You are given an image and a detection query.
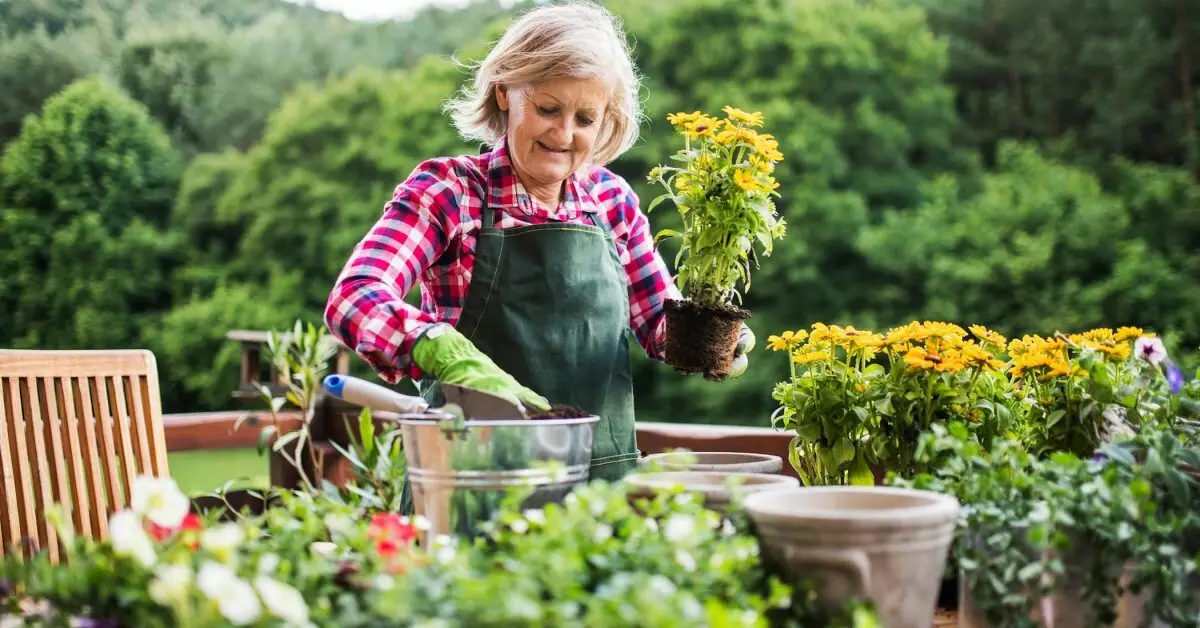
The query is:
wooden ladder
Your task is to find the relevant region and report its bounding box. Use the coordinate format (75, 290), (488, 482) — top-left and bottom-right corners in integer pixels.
(0, 350), (170, 563)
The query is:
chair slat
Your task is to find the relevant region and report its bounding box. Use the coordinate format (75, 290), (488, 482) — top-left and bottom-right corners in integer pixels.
(141, 371), (169, 478)
(0, 378), (21, 557)
(22, 378), (58, 562)
(90, 376), (125, 514)
(4, 378), (38, 557)
(40, 378), (72, 558)
(56, 377), (93, 541)
(73, 377), (108, 539)
(124, 377), (153, 477)
(108, 377), (138, 501)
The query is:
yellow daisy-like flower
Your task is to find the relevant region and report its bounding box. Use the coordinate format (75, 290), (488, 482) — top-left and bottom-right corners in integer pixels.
(792, 349), (829, 365)
(903, 347), (938, 370)
(955, 340), (1005, 371)
(767, 330), (807, 351)
(683, 115), (719, 140)
(667, 111), (702, 126)
(723, 105), (765, 127)
(1114, 326), (1144, 342)
(715, 126), (761, 147)
(733, 169), (758, 192)
(968, 324), (1007, 347)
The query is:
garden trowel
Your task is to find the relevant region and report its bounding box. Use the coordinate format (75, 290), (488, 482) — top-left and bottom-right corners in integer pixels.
(439, 382), (528, 420)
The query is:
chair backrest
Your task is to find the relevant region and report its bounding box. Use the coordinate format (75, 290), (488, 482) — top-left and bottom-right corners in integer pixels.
(0, 349), (169, 562)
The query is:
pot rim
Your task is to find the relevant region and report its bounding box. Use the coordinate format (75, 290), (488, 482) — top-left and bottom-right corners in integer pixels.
(384, 413), (601, 427)
(643, 452), (781, 463)
(627, 470), (799, 491)
(742, 485), (959, 523)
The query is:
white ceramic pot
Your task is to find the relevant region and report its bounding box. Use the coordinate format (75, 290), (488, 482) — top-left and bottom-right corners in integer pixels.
(626, 471), (798, 512)
(638, 451), (783, 474)
(744, 486), (959, 628)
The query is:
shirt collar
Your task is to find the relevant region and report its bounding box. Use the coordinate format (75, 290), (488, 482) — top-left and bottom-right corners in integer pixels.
(486, 135), (594, 218)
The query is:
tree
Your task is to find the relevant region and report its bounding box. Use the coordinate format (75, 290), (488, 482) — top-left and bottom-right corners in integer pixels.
(0, 27), (95, 146)
(0, 76), (182, 351)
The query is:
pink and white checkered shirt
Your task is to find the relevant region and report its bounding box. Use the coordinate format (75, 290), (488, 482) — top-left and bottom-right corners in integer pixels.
(324, 138), (681, 384)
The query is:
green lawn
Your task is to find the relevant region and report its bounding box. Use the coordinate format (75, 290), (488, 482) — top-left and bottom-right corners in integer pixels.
(167, 447), (271, 496)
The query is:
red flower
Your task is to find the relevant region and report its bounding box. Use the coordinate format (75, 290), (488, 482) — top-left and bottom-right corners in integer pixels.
(146, 513), (205, 548)
(367, 513), (416, 558)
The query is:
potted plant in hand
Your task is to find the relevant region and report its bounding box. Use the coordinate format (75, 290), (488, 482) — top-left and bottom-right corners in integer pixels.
(646, 106), (787, 378)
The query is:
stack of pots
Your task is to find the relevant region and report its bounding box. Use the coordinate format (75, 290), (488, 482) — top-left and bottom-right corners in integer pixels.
(628, 451), (960, 628)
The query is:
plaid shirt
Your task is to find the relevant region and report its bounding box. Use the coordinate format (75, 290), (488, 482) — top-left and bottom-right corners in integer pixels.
(324, 138), (681, 384)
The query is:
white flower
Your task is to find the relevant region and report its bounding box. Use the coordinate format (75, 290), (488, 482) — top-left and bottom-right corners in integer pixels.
(148, 563), (191, 605)
(647, 574), (677, 597)
(674, 550), (697, 572)
(258, 553), (280, 574)
(197, 561), (262, 626)
(413, 515), (432, 531)
(108, 510), (156, 567)
(432, 534), (453, 547)
(310, 542), (337, 557)
(681, 595), (703, 620)
(130, 476), (190, 530)
(255, 575), (310, 626)
(522, 509), (546, 525)
(1135, 336), (1167, 365)
(374, 574), (395, 591)
(593, 524), (612, 543)
(663, 514), (695, 543)
(435, 544), (456, 565)
(201, 522), (245, 557)
(644, 517), (659, 533)
(721, 519), (736, 537)
(510, 518), (529, 534)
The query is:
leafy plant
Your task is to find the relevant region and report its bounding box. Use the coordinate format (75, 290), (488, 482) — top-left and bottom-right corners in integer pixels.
(646, 106), (787, 309)
(234, 319), (341, 493)
(766, 321), (1016, 485)
(323, 408), (409, 513)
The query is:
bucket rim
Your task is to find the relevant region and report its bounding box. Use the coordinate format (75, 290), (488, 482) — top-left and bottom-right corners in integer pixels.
(385, 413), (602, 427)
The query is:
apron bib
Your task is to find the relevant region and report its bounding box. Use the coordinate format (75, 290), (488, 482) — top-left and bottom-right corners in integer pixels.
(398, 171), (639, 515)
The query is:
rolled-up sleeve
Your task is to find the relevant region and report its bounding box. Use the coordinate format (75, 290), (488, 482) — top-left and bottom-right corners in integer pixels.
(324, 160), (463, 383)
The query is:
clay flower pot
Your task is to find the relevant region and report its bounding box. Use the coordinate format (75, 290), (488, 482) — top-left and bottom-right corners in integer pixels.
(744, 486), (959, 628)
(626, 471), (799, 513)
(662, 298), (749, 378)
(639, 451), (783, 474)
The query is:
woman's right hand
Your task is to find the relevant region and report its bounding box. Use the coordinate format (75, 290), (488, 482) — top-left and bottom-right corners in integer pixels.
(411, 323), (551, 412)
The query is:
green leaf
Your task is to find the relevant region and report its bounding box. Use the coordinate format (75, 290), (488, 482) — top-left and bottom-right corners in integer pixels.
(256, 426), (277, 455)
(832, 437), (856, 465)
(1046, 409), (1065, 430)
(848, 449), (874, 485)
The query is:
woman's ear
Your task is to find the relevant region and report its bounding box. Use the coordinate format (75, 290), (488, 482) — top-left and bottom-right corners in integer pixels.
(496, 84), (509, 112)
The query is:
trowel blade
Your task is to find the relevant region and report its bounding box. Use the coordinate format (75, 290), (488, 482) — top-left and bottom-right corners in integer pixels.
(440, 383), (528, 420)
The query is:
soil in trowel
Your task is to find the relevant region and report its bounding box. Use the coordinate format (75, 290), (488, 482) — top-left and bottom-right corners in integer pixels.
(528, 404), (591, 420)
(663, 299), (748, 378)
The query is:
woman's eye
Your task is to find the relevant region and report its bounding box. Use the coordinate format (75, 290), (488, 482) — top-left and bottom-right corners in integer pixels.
(537, 106), (558, 116)
(576, 114), (595, 127)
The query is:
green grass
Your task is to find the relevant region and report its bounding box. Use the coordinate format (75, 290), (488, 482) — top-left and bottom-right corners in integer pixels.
(167, 447), (271, 496)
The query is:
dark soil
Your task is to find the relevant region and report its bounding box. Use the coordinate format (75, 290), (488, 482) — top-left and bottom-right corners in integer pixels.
(662, 298), (749, 378)
(527, 404), (591, 420)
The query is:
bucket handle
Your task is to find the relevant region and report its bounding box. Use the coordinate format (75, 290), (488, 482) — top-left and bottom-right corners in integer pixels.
(783, 546), (871, 598)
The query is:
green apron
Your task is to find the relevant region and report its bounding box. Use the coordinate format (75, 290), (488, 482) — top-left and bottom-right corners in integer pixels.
(398, 165), (640, 515)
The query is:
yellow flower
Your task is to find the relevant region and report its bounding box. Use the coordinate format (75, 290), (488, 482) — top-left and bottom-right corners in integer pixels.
(675, 176), (694, 191)
(767, 330), (807, 351)
(722, 106), (765, 127)
(734, 169), (759, 192)
(715, 126), (761, 147)
(1114, 326), (1143, 342)
(968, 324), (1007, 347)
(903, 347), (937, 370)
(683, 115), (719, 140)
(792, 349), (829, 365)
(753, 134), (784, 161)
(667, 111), (702, 126)
(954, 340), (1005, 371)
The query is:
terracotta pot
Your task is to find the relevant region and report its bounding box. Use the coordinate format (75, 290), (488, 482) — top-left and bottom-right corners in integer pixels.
(639, 451), (782, 474)
(626, 471), (798, 513)
(744, 486), (958, 628)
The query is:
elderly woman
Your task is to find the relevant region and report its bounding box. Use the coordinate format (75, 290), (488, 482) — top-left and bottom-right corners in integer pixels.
(325, 1), (753, 487)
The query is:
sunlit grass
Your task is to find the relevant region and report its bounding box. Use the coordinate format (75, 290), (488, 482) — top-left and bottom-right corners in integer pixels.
(167, 447), (270, 496)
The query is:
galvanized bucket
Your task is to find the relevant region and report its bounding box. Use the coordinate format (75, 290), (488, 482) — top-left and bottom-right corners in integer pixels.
(392, 410), (599, 540)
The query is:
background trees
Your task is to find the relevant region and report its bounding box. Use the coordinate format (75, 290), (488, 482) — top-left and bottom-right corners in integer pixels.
(1, 0), (1197, 425)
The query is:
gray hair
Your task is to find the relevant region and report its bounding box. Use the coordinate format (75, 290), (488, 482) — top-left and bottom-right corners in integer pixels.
(443, 1), (643, 165)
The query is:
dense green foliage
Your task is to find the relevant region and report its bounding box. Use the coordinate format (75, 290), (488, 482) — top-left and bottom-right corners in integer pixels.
(0, 0), (1198, 425)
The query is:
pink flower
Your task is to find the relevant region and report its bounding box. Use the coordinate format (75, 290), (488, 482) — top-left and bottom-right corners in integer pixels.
(1134, 336), (1167, 365)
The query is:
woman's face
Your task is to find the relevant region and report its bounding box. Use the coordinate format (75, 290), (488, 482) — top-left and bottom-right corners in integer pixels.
(496, 76), (611, 198)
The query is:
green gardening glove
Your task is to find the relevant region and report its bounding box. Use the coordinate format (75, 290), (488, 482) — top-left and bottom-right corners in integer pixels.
(411, 323), (551, 412)
(705, 323), (755, 381)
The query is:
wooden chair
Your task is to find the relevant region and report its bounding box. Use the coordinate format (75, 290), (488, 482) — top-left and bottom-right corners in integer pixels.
(0, 350), (170, 562)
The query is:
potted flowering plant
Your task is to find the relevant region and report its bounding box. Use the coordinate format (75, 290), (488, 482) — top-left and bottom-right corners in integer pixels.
(646, 106), (787, 379)
(766, 321), (1015, 486)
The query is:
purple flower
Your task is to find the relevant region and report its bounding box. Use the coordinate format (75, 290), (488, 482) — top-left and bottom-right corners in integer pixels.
(1166, 361), (1185, 394)
(1135, 336), (1167, 365)
(72, 618), (118, 628)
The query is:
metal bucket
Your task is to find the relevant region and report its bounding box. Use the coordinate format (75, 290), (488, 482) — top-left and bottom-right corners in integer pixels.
(393, 410), (599, 540)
